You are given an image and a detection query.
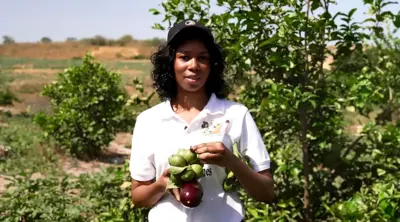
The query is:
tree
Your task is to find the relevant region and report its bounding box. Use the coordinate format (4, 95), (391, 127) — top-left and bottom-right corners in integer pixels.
(34, 54), (128, 159)
(89, 35), (108, 46)
(2, 36), (15, 44)
(144, 37), (167, 47)
(150, 0), (400, 220)
(65, 37), (77, 42)
(117, 34), (134, 46)
(40, 37), (52, 43)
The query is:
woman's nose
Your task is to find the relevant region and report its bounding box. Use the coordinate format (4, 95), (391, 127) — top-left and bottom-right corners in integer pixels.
(188, 58), (200, 71)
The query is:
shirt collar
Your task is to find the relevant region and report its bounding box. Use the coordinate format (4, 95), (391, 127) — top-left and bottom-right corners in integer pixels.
(161, 93), (225, 120)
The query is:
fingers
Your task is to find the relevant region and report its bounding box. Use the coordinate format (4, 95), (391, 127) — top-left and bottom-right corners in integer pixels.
(162, 168), (170, 177)
(191, 142), (224, 154)
(169, 188), (180, 202)
(198, 152), (219, 161)
(192, 146), (209, 154)
(191, 142), (214, 150)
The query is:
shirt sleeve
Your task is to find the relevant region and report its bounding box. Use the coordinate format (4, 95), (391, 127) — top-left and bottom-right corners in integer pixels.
(129, 113), (156, 181)
(239, 110), (271, 172)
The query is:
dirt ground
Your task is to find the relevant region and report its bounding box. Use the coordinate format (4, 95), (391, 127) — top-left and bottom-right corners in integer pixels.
(0, 132), (133, 195)
(0, 42), (155, 60)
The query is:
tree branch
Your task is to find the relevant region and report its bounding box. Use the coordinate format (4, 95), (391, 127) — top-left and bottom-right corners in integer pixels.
(301, 0), (312, 221)
(342, 135), (364, 159)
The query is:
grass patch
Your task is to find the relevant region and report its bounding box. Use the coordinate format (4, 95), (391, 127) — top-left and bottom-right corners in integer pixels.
(0, 113), (62, 177)
(0, 72), (19, 105)
(0, 57), (152, 74)
(9, 72), (54, 81)
(16, 82), (46, 94)
(0, 72), (13, 83)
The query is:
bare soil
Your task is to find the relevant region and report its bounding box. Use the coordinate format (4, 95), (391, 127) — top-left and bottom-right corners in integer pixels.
(0, 42), (155, 60)
(0, 134), (133, 195)
(11, 68), (62, 76)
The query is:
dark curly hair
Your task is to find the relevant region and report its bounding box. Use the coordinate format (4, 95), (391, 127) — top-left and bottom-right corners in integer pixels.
(150, 29), (229, 101)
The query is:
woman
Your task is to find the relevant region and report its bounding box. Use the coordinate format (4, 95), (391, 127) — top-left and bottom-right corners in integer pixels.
(129, 20), (274, 222)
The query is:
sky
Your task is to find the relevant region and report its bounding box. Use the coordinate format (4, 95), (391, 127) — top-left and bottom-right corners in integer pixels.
(1, 0), (399, 43)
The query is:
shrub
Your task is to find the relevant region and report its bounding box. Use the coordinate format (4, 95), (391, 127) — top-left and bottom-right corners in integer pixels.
(0, 71), (18, 105)
(34, 53), (128, 159)
(130, 54), (147, 60)
(143, 37), (166, 47)
(40, 37), (52, 43)
(117, 34), (134, 46)
(79, 36), (108, 46)
(65, 37), (77, 42)
(2, 36), (15, 44)
(0, 88), (17, 105)
(0, 160), (150, 222)
(0, 175), (89, 222)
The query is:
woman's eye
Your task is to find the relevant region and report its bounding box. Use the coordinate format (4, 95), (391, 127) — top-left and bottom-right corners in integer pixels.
(180, 55), (190, 60)
(198, 56), (209, 62)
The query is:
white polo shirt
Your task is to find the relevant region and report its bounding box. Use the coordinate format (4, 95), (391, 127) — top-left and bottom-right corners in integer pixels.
(129, 93), (271, 222)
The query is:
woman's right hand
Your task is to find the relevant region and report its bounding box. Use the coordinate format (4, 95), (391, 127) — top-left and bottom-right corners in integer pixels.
(158, 168), (181, 202)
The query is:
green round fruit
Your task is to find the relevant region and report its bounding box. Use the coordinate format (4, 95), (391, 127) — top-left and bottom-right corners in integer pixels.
(168, 155), (187, 167)
(179, 149), (198, 165)
(177, 149), (187, 156)
(223, 177), (236, 192)
(180, 170), (196, 182)
(226, 171), (236, 180)
(191, 164), (204, 179)
(168, 166), (186, 175)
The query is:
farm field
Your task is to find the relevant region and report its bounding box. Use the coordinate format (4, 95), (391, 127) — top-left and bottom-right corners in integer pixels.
(1, 6), (399, 218)
(3, 0), (400, 220)
(0, 43), (157, 198)
(0, 56), (153, 114)
(0, 42), (371, 220)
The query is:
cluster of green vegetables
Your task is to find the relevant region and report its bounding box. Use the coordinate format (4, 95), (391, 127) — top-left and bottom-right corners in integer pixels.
(167, 148), (205, 188)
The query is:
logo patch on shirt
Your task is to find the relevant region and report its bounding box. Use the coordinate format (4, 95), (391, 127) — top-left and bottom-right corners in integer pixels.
(203, 168), (212, 177)
(201, 119), (230, 136)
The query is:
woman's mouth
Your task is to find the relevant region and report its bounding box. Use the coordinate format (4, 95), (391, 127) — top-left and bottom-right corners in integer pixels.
(185, 76), (201, 84)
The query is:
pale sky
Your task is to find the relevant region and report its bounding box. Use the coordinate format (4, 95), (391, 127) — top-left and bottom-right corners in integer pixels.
(1, 0), (399, 43)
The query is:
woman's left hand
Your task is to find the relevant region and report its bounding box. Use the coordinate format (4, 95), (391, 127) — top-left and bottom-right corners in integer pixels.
(190, 142), (233, 167)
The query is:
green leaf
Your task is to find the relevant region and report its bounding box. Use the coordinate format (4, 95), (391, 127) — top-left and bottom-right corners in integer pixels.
(259, 35), (279, 47)
(151, 23), (165, 30)
(348, 8), (357, 18)
(311, 0), (321, 11)
(377, 168), (386, 176)
(393, 14), (400, 28)
(309, 100), (316, 109)
(149, 8), (160, 15)
(247, 208), (259, 218)
(277, 201), (287, 208)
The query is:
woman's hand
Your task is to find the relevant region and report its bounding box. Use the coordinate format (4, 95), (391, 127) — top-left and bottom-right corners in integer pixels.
(157, 168), (181, 202)
(190, 142), (233, 167)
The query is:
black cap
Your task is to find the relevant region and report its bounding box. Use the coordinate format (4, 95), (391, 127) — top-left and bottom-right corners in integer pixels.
(167, 20), (214, 45)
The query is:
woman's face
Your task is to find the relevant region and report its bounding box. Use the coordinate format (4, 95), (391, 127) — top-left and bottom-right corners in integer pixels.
(173, 39), (211, 95)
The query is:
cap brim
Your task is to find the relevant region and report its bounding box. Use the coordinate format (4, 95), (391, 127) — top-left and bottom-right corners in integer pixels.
(167, 26), (214, 46)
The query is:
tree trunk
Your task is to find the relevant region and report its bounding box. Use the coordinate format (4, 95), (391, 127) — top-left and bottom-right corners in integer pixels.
(302, 0), (312, 221)
(300, 105), (311, 221)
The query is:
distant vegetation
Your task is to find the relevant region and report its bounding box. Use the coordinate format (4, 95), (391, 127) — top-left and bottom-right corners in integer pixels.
(2, 34), (166, 48)
(0, 70), (18, 105)
(40, 37), (52, 44)
(2, 36), (15, 45)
